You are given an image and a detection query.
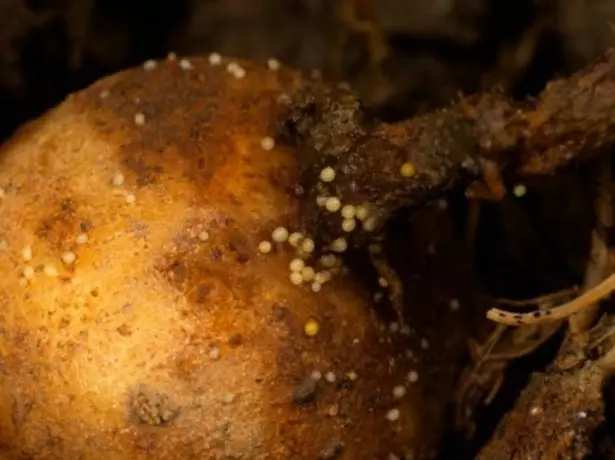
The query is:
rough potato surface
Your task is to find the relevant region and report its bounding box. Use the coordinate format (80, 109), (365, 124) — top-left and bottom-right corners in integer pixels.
(0, 57), (426, 459)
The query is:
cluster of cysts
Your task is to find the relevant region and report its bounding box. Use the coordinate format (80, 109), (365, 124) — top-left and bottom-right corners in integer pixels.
(15, 241), (80, 287)
(9, 171), (136, 287)
(256, 160), (418, 295)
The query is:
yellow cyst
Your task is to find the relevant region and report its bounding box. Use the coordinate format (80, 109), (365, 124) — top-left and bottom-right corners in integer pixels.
(304, 319), (320, 337)
(400, 162), (416, 178)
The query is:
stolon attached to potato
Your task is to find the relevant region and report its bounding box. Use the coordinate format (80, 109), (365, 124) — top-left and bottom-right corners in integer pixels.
(2, 47), (615, 459)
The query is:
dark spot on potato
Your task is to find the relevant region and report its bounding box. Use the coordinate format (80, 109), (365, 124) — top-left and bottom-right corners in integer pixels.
(235, 253), (250, 264)
(210, 247), (223, 261)
(129, 386), (179, 426)
(193, 284), (213, 304)
(123, 153), (164, 187)
(317, 441), (344, 459)
(228, 334), (243, 347)
(168, 260), (186, 281)
(117, 324), (132, 337)
(60, 199), (77, 213)
(292, 376), (318, 404)
(272, 304), (288, 321)
(35, 199), (82, 251)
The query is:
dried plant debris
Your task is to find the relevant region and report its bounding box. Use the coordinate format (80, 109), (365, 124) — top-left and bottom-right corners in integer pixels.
(476, 362), (605, 460)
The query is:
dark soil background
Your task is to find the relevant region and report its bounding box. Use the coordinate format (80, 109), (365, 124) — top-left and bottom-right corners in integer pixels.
(2, 1), (615, 458)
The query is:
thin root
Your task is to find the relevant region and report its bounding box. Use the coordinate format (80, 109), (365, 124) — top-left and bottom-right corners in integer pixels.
(371, 253), (405, 324)
(487, 273), (615, 326)
(496, 286), (579, 308)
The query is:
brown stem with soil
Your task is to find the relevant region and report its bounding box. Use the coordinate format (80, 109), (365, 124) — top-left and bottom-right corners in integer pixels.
(281, 47), (615, 245)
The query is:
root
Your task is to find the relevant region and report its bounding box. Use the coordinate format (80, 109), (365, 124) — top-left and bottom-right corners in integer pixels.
(487, 273), (615, 326)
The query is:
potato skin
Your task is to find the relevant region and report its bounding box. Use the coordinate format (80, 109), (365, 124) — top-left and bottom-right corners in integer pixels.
(0, 57), (424, 459)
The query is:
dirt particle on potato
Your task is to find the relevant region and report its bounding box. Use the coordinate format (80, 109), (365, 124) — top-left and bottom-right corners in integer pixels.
(99, 89), (110, 99)
(311, 370), (322, 381)
(23, 266), (35, 280)
(449, 298), (460, 311)
(130, 388), (179, 426)
(325, 372), (336, 383)
(220, 393), (236, 404)
(43, 264), (59, 277)
(61, 251), (76, 265)
(112, 172), (125, 187)
(290, 272), (303, 285)
(75, 233), (88, 245)
(292, 376), (317, 404)
(198, 231), (210, 242)
(328, 404), (340, 416)
(125, 193), (137, 204)
(21, 246), (33, 262)
(208, 344), (221, 360)
(318, 441), (344, 459)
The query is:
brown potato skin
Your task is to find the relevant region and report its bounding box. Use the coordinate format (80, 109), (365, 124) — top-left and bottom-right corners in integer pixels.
(0, 57), (425, 459)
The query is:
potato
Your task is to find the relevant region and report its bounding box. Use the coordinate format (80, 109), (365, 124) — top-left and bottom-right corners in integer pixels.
(0, 55), (428, 459)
